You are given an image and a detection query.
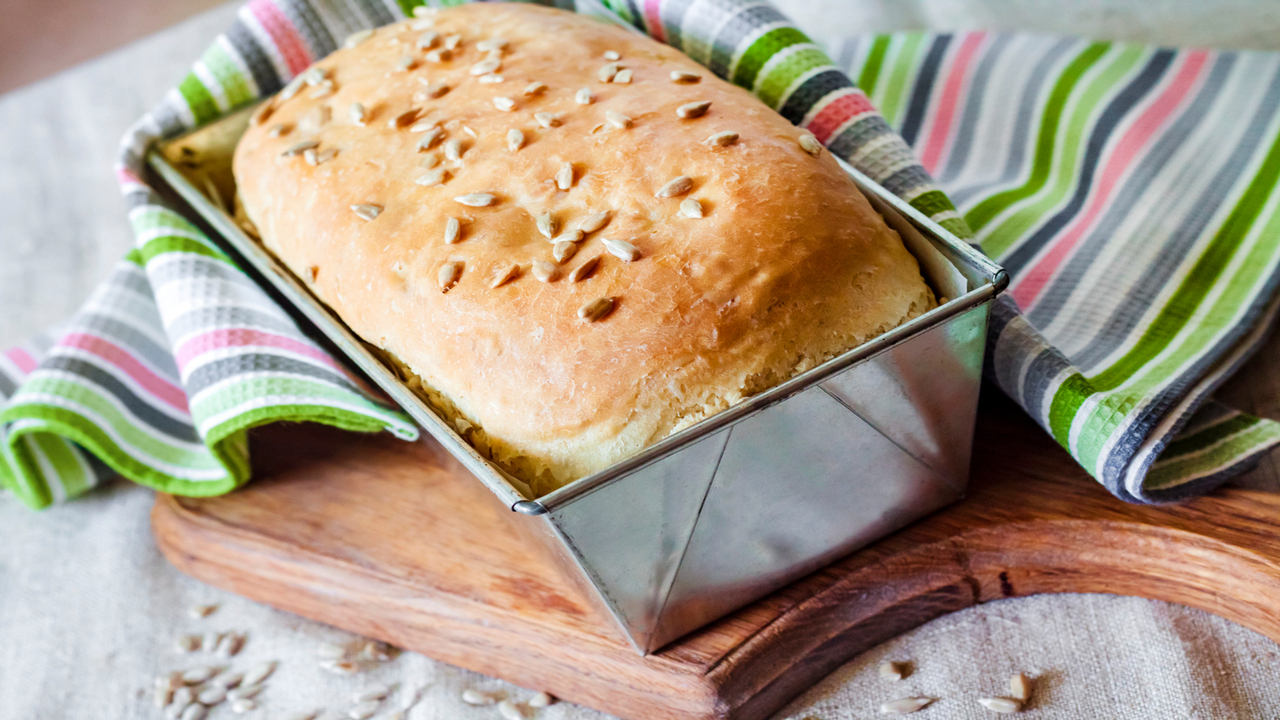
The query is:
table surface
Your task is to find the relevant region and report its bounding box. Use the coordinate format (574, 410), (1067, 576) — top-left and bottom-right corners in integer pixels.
(5, 2), (1280, 719)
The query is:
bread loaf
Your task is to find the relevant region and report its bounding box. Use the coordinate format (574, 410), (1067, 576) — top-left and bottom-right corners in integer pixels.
(233, 3), (935, 496)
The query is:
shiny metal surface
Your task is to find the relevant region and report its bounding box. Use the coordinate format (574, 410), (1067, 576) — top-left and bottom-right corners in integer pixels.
(150, 120), (1005, 656)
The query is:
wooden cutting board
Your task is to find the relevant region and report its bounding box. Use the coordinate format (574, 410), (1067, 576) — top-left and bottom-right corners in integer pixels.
(151, 346), (1280, 720)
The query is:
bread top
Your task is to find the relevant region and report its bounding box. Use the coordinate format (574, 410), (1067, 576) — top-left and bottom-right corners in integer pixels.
(233, 3), (935, 496)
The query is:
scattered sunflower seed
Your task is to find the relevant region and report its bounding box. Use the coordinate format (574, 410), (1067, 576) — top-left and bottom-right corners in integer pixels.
(553, 240), (578, 263)
(424, 49), (450, 63)
(302, 67), (328, 86)
(605, 110), (632, 129)
(879, 661), (906, 681)
(317, 642), (346, 660)
(155, 673), (182, 707)
(493, 96), (516, 112)
(410, 17), (434, 30)
(181, 667), (218, 685)
(444, 33), (462, 50)
(470, 58), (502, 76)
(443, 138), (464, 161)
(282, 139), (319, 157)
(279, 75), (307, 101)
(576, 210), (610, 233)
(228, 684), (265, 702)
(677, 100), (712, 119)
(412, 5), (436, 17)
(1010, 673), (1034, 702)
(535, 112), (561, 128)
(241, 661), (276, 687)
(531, 260), (558, 283)
(528, 692), (555, 708)
(656, 175), (693, 198)
(177, 635), (201, 653)
(679, 198), (704, 218)
(569, 255), (601, 282)
(395, 54), (417, 72)
(490, 263), (520, 288)
(389, 108), (421, 128)
(523, 81), (548, 96)
(444, 217), (461, 244)
(555, 162), (575, 190)
(598, 62), (621, 82)
(536, 212), (557, 239)
(507, 128), (525, 152)
(354, 684), (392, 702)
(267, 122), (291, 138)
(670, 70), (701, 83)
(575, 88), (594, 105)
(479, 74), (505, 84)
(497, 700), (524, 720)
(168, 687), (194, 718)
(578, 297), (614, 322)
(977, 698), (1022, 714)
(613, 68), (633, 84)
(415, 31), (440, 50)
(351, 204), (383, 221)
(180, 704), (208, 720)
(251, 102), (274, 125)
(230, 699), (257, 714)
(455, 193), (496, 207)
(422, 81), (450, 98)
(477, 38), (509, 53)
(462, 125), (478, 138)
(201, 632), (222, 653)
(197, 687), (226, 705)
(798, 133), (822, 156)
(307, 80), (335, 99)
(603, 50), (621, 61)
(603, 237), (640, 262)
(439, 261), (462, 291)
(348, 701), (381, 720)
(880, 697), (933, 715)
(348, 102), (367, 126)
(417, 127), (444, 151)
(211, 671), (244, 689)
(415, 168), (449, 186)
(409, 119), (439, 133)
(552, 229), (584, 245)
(321, 660), (360, 675)
(705, 131), (739, 147)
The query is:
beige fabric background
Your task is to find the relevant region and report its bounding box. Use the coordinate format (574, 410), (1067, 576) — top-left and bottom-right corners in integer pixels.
(4, 1), (1280, 719)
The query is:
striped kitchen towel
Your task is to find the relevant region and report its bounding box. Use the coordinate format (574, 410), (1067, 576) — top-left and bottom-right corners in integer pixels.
(3, 0), (1279, 509)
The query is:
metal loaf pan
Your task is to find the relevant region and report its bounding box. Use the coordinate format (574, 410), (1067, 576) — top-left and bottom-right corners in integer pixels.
(149, 105), (1006, 655)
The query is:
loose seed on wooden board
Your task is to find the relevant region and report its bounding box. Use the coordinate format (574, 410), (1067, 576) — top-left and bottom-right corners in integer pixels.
(354, 684), (391, 702)
(532, 260), (558, 283)
(455, 193), (496, 207)
(577, 210), (610, 233)
(524, 81), (548, 96)
(536, 212), (557, 239)
(575, 88), (593, 105)
(656, 175), (693, 198)
(498, 700), (524, 720)
(613, 68), (633, 84)
(1010, 673), (1034, 702)
(490, 263), (520, 288)
(597, 62), (621, 82)
(197, 686), (227, 705)
(552, 229), (583, 245)
(528, 692), (555, 708)
(553, 240), (578, 263)
(471, 58), (502, 76)
(603, 238), (640, 262)
(230, 698), (257, 714)
(507, 129), (525, 152)
(493, 96), (516, 112)
(879, 661), (906, 681)
(535, 112), (560, 128)
(348, 701), (381, 720)
(444, 217), (461, 244)
(344, 28), (374, 48)
(438, 261), (462, 291)
(978, 697), (1022, 714)
(569, 255), (601, 282)
(880, 697), (933, 715)
(479, 74), (504, 84)
(679, 198), (703, 218)
(603, 50), (620, 61)
(578, 297), (614, 322)
(415, 168), (449, 187)
(555, 162), (575, 190)
(677, 101), (711, 119)
(177, 635), (201, 653)
(670, 70), (701, 83)
(798, 133), (822, 156)
(705, 131), (738, 147)
(281, 139), (319, 157)
(351, 204), (383, 221)
(461, 689), (496, 706)
(605, 111), (632, 129)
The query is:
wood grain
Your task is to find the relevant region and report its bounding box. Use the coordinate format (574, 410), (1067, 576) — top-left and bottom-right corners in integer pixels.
(152, 378), (1280, 720)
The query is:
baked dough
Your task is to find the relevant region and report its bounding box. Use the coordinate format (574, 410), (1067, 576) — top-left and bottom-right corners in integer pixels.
(233, 3), (935, 495)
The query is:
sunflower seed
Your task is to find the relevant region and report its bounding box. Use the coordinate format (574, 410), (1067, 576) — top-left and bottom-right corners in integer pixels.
(444, 217), (461, 244)
(598, 62), (621, 82)
(477, 38), (509, 53)
(351, 204), (383, 221)
(443, 138), (463, 161)
(677, 101), (711, 119)
(210, 671), (243, 689)
(578, 297), (613, 322)
(679, 198), (703, 218)
(603, 50), (621, 61)
(415, 31), (440, 49)
(553, 240), (578, 263)
(303, 104), (332, 132)
(343, 28), (374, 48)
(307, 80), (335, 99)
(410, 17), (434, 30)
(279, 74), (307, 101)
(498, 700), (524, 720)
(523, 81), (548, 96)
(656, 175), (692, 198)
(396, 54), (417, 71)
(576, 210), (610, 233)
(197, 687), (226, 705)
(155, 672), (182, 707)
(555, 162), (574, 190)
(202, 632), (222, 653)
(417, 127), (444, 151)
(613, 68), (633, 84)
(463, 125), (478, 139)
(348, 102), (366, 126)
(321, 659), (359, 675)
(236, 661), (274, 687)
(409, 119), (439, 132)
(531, 260), (558, 282)
(535, 112), (560, 128)
(303, 148), (319, 165)
(182, 667), (219, 684)
(420, 151), (440, 168)
(705, 131), (738, 147)
(228, 684), (265, 702)
(570, 255), (601, 282)
(670, 70), (701, 83)
(1010, 673), (1033, 702)
(177, 634), (201, 652)
(167, 687), (194, 718)
(536, 212), (557, 239)
(302, 66), (327, 86)
(424, 49), (450, 63)
(552, 229), (584, 245)
(348, 701), (380, 720)
(251, 101), (274, 125)
(494, 96), (516, 112)
(879, 661), (906, 681)
(528, 692), (554, 708)
(444, 33), (462, 50)
(479, 74), (505, 84)
(422, 81), (450, 98)
(605, 111), (632, 129)
(977, 698), (1022, 714)
(282, 139), (320, 157)
(267, 122), (291, 138)
(574, 88), (594, 105)
(506, 128), (525, 152)
(470, 58), (502, 76)
(798, 133), (822, 156)
(354, 684), (391, 702)
(412, 6), (436, 17)
(230, 699), (257, 714)
(318, 642), (346, 660)
(181, 704), (208, 720)
(389, 108), (420, 128)
(880, 697), (933, 715)
(603, 237), (640, 262)
(439, 262), (462, 291)
(490, 263), (520, 288)
(415, 168), (449, 186)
